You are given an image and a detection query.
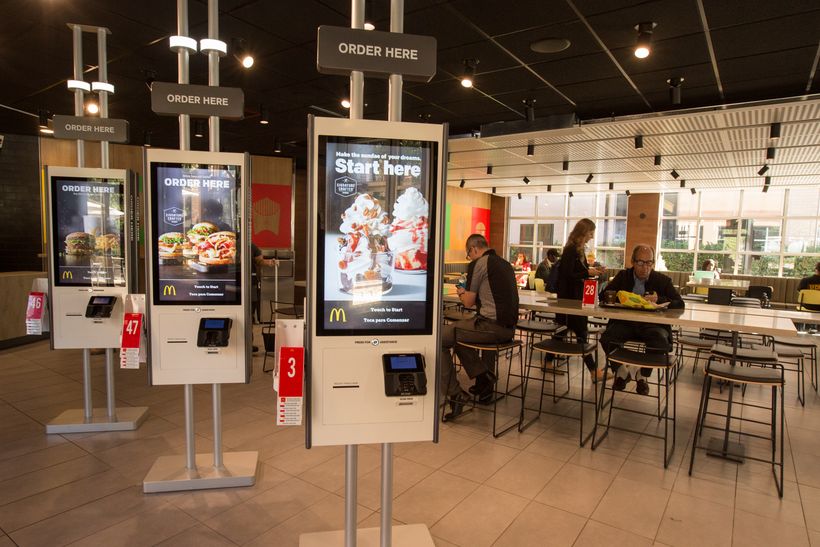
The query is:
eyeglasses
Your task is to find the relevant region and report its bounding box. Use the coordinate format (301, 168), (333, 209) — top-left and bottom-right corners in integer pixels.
(634, 260), (655, 267)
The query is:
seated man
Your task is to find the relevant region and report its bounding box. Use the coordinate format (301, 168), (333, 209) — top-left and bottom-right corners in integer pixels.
(600, 244), (684, 395)
(441, 234), (519, 418)
(797, 262), (820, 311)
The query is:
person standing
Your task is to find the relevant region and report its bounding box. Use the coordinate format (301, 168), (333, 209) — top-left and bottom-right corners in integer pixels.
(440, 234), (519, 419)
(556, 219), (605, 379)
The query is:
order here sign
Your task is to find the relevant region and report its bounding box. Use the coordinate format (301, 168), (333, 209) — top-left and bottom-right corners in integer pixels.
(317, 26), (436, 82)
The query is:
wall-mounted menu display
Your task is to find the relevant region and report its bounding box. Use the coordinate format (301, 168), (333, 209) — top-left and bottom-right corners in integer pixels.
(316, 135), (438, 335)
(150, 162), (242, 305)
(51, 176), (126, 287)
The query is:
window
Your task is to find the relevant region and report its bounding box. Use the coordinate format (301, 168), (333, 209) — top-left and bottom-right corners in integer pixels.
(507, 193), (628, 269)
(659, 188), (818, 276)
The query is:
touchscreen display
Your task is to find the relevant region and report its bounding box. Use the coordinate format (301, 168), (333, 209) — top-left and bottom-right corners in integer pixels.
(51, 176), (126, 288)
(151, 162), (242, 305)
(388, 355), (420, 371)
(317, 136), (438, 335)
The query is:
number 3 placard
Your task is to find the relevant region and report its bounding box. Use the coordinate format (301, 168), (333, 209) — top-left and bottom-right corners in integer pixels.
(277, 346), (304, 425)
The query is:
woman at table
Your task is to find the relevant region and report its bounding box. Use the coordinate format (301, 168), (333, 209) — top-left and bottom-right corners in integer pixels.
(513, 252), (531, 271)
(556, 218), (606, 379)
(701, 258), (720, 279)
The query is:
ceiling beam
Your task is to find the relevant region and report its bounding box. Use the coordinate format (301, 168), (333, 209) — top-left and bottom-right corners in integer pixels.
(696, 0), (725, 101)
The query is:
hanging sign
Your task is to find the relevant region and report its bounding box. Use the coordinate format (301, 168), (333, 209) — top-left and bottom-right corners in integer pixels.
(276, 346), (304, 426)
(52, 115), (129, 143)
(317, 26), (437, 82)
(151, 82), (245, 119)
(120, 312), (143, 369)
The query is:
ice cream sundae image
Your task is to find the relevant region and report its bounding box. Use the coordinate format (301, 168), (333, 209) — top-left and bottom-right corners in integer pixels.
(337, 193), (393, 294)
(389, 187), (429, 271)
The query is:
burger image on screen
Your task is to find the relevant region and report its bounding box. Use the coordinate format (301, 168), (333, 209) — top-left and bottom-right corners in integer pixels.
(198, 231), (236, 265)
(158, 232), (186, 259)
(65, 232), (95, 265)
(184, 222), (217, 258)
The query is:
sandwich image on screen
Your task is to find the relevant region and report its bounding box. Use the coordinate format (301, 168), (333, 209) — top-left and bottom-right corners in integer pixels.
(52, 177), (125, 287)
(317, 135), (438, 334)
(151, 163), (242, 305)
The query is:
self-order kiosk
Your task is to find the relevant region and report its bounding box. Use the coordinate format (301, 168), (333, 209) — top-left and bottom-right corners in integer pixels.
(144, 149), (251, 385)
(307, 117), (446, 447)
(45, 167), (137, 349)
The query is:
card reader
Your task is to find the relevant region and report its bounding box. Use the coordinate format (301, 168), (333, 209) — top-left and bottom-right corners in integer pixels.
(382, 353), (427, 397)
(197, 317), (232, 347)
(85, 295), (117, 318)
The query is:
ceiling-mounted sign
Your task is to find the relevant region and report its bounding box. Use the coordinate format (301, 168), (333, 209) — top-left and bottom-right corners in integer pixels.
(317, 26), (436, 82)
(150, 82), (245, 120)
(52, 115), (129, 143)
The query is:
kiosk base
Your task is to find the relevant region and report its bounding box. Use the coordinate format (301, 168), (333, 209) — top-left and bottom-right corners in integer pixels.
(142, 451), (258, 493)
(45, 406), (148, 434)
(299, 524), (435, 547)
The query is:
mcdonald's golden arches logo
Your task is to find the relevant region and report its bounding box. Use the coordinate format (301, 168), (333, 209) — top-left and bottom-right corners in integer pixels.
(61, 271), (73, 280)
(162, 285), (177, 296)
(329, 307), (346, 323)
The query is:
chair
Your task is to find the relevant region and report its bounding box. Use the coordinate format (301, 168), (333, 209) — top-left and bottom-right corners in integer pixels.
(689, 349), (785, 497)
(797, 289), (820, 311)
(682, 293), (707, 303)
(771, 337), (814, 404)
(707, 287), (733, 305)
(747, 285), (773, 308)
(593, 344), (678, 467)
(731, 296), (762, 308)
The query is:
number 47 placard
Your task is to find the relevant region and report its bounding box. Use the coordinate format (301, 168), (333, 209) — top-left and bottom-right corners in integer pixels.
(120, 313), (143, 369)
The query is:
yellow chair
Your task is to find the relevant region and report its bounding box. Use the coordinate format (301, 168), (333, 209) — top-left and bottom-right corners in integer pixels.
(797, 289), (820, 311)
(534, 278), (545, 292)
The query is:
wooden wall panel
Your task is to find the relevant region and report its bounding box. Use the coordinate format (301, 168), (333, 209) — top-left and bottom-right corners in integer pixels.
(251, 155), (293, 185)
(624, 193), (661, 267)
(443, 186), (491, 262)
(489, 194), (507, 253)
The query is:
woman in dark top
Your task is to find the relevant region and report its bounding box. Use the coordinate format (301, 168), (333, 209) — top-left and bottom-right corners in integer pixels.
(556, 218), (605, 377)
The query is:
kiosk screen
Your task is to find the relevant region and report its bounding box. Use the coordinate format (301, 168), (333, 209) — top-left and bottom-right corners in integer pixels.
(51, 176), (126, 288)
(316, 135), (438, 335)
(150, 162), (242, 305)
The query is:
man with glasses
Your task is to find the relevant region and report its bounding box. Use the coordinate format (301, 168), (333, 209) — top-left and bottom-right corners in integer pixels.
(441, 234), (519, 419)
(600, 244), (684, 395)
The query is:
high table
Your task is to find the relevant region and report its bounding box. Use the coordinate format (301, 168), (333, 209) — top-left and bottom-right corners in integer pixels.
(685, 278), (750, 293)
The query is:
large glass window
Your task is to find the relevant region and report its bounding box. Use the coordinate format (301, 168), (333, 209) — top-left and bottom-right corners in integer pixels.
(659, 188), (819, 276)
(507, 193), (628, 269)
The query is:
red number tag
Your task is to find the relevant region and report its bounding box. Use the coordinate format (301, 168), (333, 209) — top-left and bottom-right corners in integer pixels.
(26, 292), (45, 320)
(582, 280), (598, 307)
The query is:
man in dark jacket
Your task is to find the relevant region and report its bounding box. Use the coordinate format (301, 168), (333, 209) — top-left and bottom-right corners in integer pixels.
(600, 244), (684, 395)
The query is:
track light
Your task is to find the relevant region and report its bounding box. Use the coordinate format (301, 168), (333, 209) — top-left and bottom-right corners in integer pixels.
(517, 193), (522, 200)
(547, 185), (552, 192)
(762, 179), (770, 193)
(523, 176), (530, 184)
(364, 22), (375, 30)
(144, 69), (157, 91)
(523, 98), (536, 122)
(758, 164), (769, 176)
(526, 143), (534, 156)
(770, 122), (781, 139)
(562, 160), (569, 171)
(568, 192), (574, 198)
(487, 165), (493, 175)
(461, 59), (478, 88)
(259, 105), (269, 125)
(670, 169), (679, 179)
(492, 186), (497, 194)
(634, 21), (656, 59)
(85, 100), (99, 115)
(586, 174), (593, 183)
(625, 190), (631, 196)
(233, 38), (254, 68)
(668, 77), (684, 105)
(690, 187), (696, 195)
(680, 180), (686, 188)
(364, 0), (376, 30)
(459, 179), (465, 188)
(634, 135), (643, 149)
(341, 98), (351, 109)
(608, 182), (614, 190)
(766, 147), (775, 160)
(144, 130), (152, 147)
(273, 138), (282, 153)
(654, 155), (662, 166)
(194, 119), (205, 138)
(38, 109), (49, 128)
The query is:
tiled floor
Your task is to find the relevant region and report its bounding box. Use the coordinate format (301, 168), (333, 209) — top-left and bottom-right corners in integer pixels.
(1, 332), (820, 546)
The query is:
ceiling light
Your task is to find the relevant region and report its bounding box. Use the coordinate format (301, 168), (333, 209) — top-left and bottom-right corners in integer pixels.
(259, 105), (269, 124)
(38, 109), (49, 128)
(690, 187), (696, 195)
(547, 185), (552, 192)
(144, 130), (152, 147)
(770, 122), (781, 139)
(529, 37), (571, 53)
(169, 35), (197, 52)
(668, 77), (684, 105)
(461, 58), (478, 88)
(200, 38), (227, 56)
(758, 164), (769, 176)
(762, 178), (770, 193)
(586, 174), (593, 183)
(91, 82), (115, 94)
(39, 127), (54, 135)
(670, 169), (679, 179)
(144, 69), (157, 91)
(625, 190), (631, 196)
(766, 147), (775, 160)
(459, 179), (465, 188)
(364, 22), (375, 31)
(364, 0), (375, 30)
(67, 79), (91, 92)
(341, 98), (351, 109)
(523, 176), (530, 184)
(526, 143), (534, 156)
(608, 182), (614, 190)
(654, 155), (662, 166)
(634, 22), (656, 59)
(273, 138), (282, 153)
(85, 100), (99, 115)
(517, 193), (522, 200)
(487, 165), (493, 175)
(568, 192), (574, 198)
(634, 135), (643, 149)
(231, 38), (254, 68)
(523, 98), (536, 122)
(562, 160), (569, 171)
(492, 186), (496, 194)
(194, 119), (205, 138)
(680, 179), (686, 188)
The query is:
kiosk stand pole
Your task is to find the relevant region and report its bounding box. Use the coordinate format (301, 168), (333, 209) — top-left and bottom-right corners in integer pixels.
(185, 384), (196, 469)
(82, 350), (93, 420)
(105, 350), (117, 420)
(71, 25), (84, 166)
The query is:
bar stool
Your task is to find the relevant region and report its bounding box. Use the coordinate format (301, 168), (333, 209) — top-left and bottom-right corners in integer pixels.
(770, 337), (811, 405)
(445, 335), (524, 438)
(677, 333), (716, 374)
(521, 337), (599, 446)
(593, 345), (677, 467)
(772, 334), (818, 392)
(689, 359), (785, 497)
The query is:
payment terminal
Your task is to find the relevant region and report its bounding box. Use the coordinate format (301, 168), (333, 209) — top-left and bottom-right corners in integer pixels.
(85, 296), (117, 319)
(382, 353), (428, 397)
